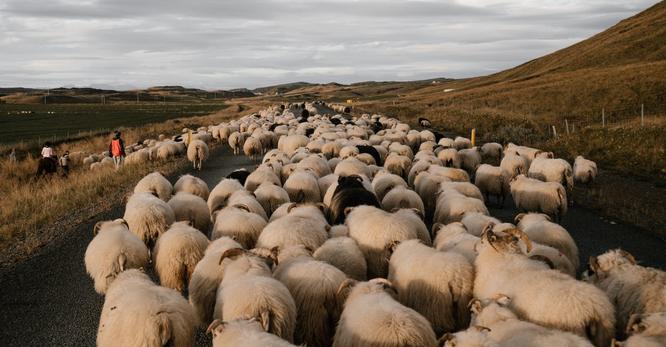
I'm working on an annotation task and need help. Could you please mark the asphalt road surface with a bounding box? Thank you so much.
[1,145,665,346]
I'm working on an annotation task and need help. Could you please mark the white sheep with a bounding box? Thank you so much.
[188,237,243,326]
[333,278,438,347]
[584,249,666,336]
[500,153,529,192]
[187,139,209,170]
[458,147,482,175]
[245,164,282,192]
[208,319,297,347]
[134,171,173,202]
[474,164,506,206]
[372,172,408,202]
[460,212,501,236]
[480,142,503,165]
[574,155,598,184]
[168,192,211,235]
[428,165,470,182]
[440,326,499,347]
[314,236,367,281]
[97,269,197,347]
[346,206,431,278]
[515,212,579,270]
[469,295,594,347]
[432,222,478,264]
[207,178,244,213]
[334,157,371,178]
[211,205,267,249]
[243,136,263,160]
[437,148,462,168]
[273,246,348,347]
[528,157,574,193]
[453,136,472,150]
[612,312,666,347]
[510,174,568,222]
[253,182,290,216]
[214,250,297,342]
[388,239,474,335]
[474,227,615,347]
[381,186,425,215]
[383,153,412,179]
[283,168,321,203]
[505,143,553,166]
[174,174,210,200]
[434,189,489,225]
[153,221,209,292]
[228,132,246,155]
[84,219,150,294]
[226,190,269,221]
[256,203,329,252]
[123,193,175,249]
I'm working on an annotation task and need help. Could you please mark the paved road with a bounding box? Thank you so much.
[1,145,665,346]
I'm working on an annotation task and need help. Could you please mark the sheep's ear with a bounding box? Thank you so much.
[513,213,526,224]
[438,333,455,347]
[588,256,600,273]
[286,203,298,213]
[336,278,357,298]
[206,320,225,337]
[619,249,637,265]
[234,204,251,213]
[93,222,104,236]
[468,299,482,315]
[385,240,401,255]
[315,203,327,215]
[611,338,623,347]
[118,218,129,229]
[219,248,245,265]
[627,314,646,335]
[480,222,495,239]
[343,206,355,217]
[431,223,444,238]
[410,208,424,220]
[473,326,491,333]
[373,278,396,295]
[494,294,511,307]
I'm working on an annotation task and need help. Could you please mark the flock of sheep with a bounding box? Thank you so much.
[84,102,664,347]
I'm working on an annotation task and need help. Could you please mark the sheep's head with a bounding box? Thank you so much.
[584,249,637,282]
[439,326,495,347]
[341,278,397,305]
[479,223,531,255]
[626,312,666,337]
[93,218,129,236]
[469,295,515,327]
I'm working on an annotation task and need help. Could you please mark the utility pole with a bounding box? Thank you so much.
[137,92,139,104]
[602,108,605,127]
[641,104,644,126]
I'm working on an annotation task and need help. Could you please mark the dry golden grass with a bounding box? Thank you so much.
[0,101,261,268]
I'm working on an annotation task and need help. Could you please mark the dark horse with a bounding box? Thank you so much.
[36,157,58,177]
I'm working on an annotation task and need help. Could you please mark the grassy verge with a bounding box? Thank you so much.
[0,101,261,270]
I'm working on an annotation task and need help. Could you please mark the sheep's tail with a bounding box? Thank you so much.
[152,311,173,346]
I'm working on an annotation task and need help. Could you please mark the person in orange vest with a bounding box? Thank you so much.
[109,130,126,170]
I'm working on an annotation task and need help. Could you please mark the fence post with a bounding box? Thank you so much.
[565,119,570,135]
[602,108,605,127]
[641,104,644,126]
[552,125,557,138]
[471,128,476,146]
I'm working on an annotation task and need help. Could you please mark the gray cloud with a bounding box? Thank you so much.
[0,0,659,89]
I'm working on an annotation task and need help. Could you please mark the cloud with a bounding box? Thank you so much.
[0,0,659,89]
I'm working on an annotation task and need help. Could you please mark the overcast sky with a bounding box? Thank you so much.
[0,0,658,90]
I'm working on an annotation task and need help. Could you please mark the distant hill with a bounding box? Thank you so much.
[252,82,316,96]
[0,85,255,104]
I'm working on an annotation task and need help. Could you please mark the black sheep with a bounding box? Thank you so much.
[328,175,380,225]
[356,145,383,166]
[226,169,250,186]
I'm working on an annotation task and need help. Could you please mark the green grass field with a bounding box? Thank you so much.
[0,102,227,146]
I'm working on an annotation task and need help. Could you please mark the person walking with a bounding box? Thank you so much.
[109,131,126,170]
[41,142,55,160]
[59,150,70,177]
